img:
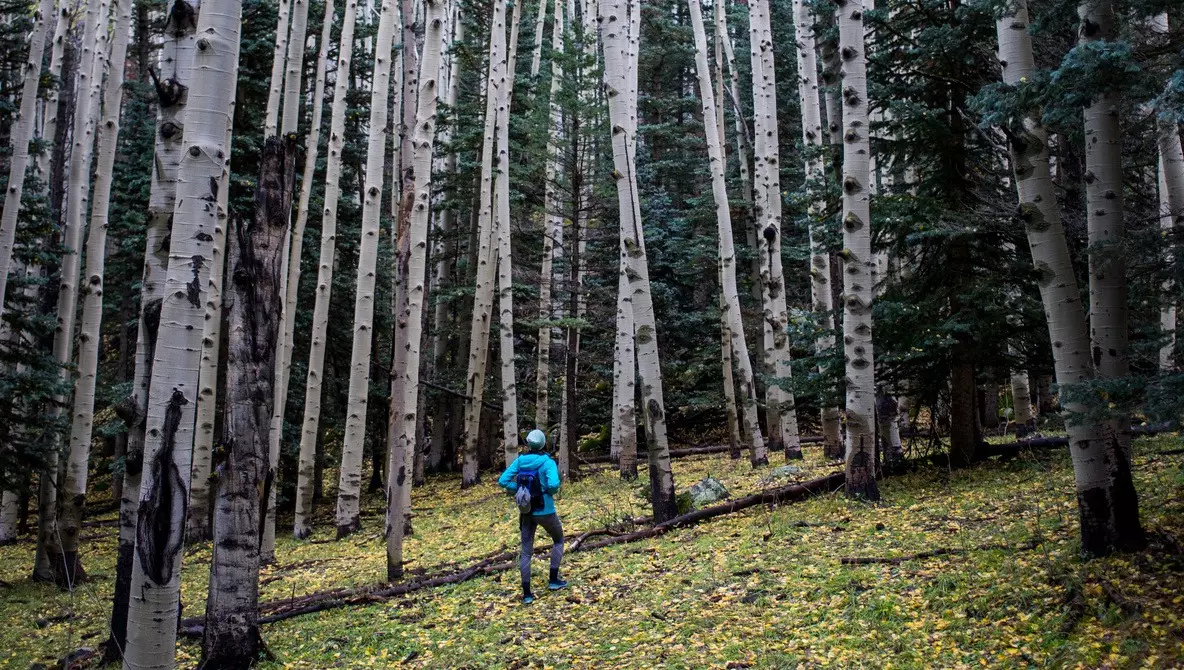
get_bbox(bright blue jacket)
[498,453,561,516]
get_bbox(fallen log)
[177,471,845,637]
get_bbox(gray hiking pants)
[519,513,564,584]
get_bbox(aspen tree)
[428,0,462,473]
[335,0,399,535]
[748,0,799,462]
[264,0,292,137]
[792,0,841,459]
[1078,0,1129,454]
[294,0,357,538]
[460,0,508,487]
[601,0,677,520]
[105,0,200,655]
[495,0,524,468]
[57,0,133,585]
[200,137,294,669]
[530,0,547,79]
[1155,14,1182,370]
[535,0,564,430]
[836,0,878,499]
[34,0,110,583]
[687,0,764,461]
[122,0,242,660]
[0,0,57,318]
[994,0,1143,555]
[386,0,446,579]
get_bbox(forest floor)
[2,435,1183,669]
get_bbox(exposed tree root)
[176,472,845,637]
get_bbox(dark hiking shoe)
[522,593,535,605]
[547,579,568,591]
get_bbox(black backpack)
[515,462,546,514]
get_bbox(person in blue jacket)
[498,429,567,604]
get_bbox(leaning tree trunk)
[748,0,800,462]
[529,0,547,79]
[0,0,56,319]
[386,0,445,581]
[200,136,294,669]
[34,0,109,584]
[792,0,842,460]
[535,0,563,430]
[836,0,878,500]
[460,0,507,488]
[994,0,1143,556]
[601,0,677,521]
[687,0,765,461]
[121,0,242,664]
[104,0,199,657]
[334,0,399,536]
[1078,0,1130,457]
[57,0,133,586]
[294,0,355,539]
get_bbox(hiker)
[498,429,567,604]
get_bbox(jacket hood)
[515,453,551,469]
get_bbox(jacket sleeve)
[542,457,561,494]
[498,459,519,491]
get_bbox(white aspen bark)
[1078,0,1129,453]
[123,0,242,662]
[601,0,677,520]
[714,0,757,299]
[1159,150,1180,370]
[427,0,461,473]
[612,268,638,477]
[107,0,199,654]
[334,0,398,536]
[836,0,877,498]
[1009,357,1035,432]
[34,0,73,185]
[0,0,56,319]
[460,0,507,488]
[995,1,1142,555]
[294,0,355,539]
[688,0,764,460]
[201,136,293,668]
[530,0,547,79]
[0,490,18,543]
[58,0,133,582]
[496,0,522,467]
[34,0,109,583]
[535,0,564,430]
[793,0,841,460]
[264,0,292,137]
[386,0,444,580]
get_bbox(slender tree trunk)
[1009,356,1035,436]
[294,0,355,539]
[264,0,292,137]
[713,0,758,304]
[495,0,522,468]
[601,0,677,521]
[460,0,507,488]
[335,0,398,536]
[1078,0,1130,458]
[1154,17,1182,371]
[530,0,547,79]
[688,0,764,462]
[748,0,799,461]
[105,0,196,652]
[34,0,109,583]
[201,136,294,669]
[791,0,841,460]
[995,2,1143,556]
[57,0,133,586]
[535,0,563,430]
[387,0,445,579]
[836,0,877,499]
[0,0,56,318]
[0,490,19,543]
[613,268,638,479]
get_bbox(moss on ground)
[2,436,1182,668]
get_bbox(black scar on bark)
[258,464,274,551]
[163,0,196,35]
[135,389,190,586]
[187,254,205,307]
[148,68,187,109]
[142,298,163,362]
